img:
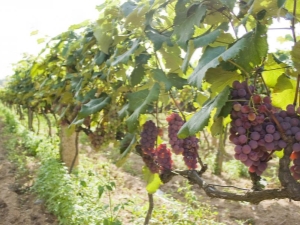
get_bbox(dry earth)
[0,122,57,225]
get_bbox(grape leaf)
[142,167,163,194]
[152,69,172,91]
[116,134,137,167]
[145,27,173,51]
[205,67,241,96]
[111,39,140,66]
[234,23,268,73]
[93,21,114,54]
[178,86,230,138]
[173,3,207,48]
[130,65,145,86]
[262,54,286,88]
[188,31,252,88]
[272,75,296,108]
[126,83,160,132]
[291,41,300,73]
[78,94,111,118]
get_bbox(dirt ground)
[0,123,57,225]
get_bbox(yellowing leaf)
[272,75,296,108]
[142,167,162,194]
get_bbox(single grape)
[252,94,261,104]
[238,89,247,97]
[292,143,300,152]
[241,105,250,113]
[263,96,271,104]
[264,134,274,143]
[242,145,251,154]
[233,103,242,111]
[249,140,258,149]
[248,112,256,121]
[266,124,275,134]
[295,132,300,141]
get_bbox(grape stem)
[259,73,270,96]
[228,59,249,77]
[293,74,300,106]
[168,91,187,122]
[291,0,297,44]
[144,193,154,225]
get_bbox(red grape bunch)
[140,120,158,155]
[155,144,173,172]
[182,136,199,169]
[166,113,185,154]
[166,113,199,170]
[229,80,285,176]
[140,121,173,173]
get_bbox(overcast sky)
[0,0,102,79]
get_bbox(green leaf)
[98,186,105,198]
[145,27,173,51]
[152,69,172,91]
[189,30,260,88]
[78,95,111,118]
[173,3,207,48]
[277,0,286,8]
[142,167,162,194]
[182,40,195,73]
[116,134,136,167]
[193,27,223,49]
[291,41,300,73]
[111,39,140,66]
[68,20,90,30]
[210,117,224,136]
[168,73,187,89]
[262,54,287,88]
[272,75,296,109]
[205,67,242,96]
[94,51,108,65]
[94,21,114,54]
[178,86,230,138]
[126,83,160,132]
[275,149,284,158]
[130,65,145,86]
[188,46,226,88]
[220,0,236,10]
[235,23,268,72]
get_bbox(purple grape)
[234,145,242,154]
[237,126,246,135]
[238,135,248,144]
[239,153,248,161]
[292,143,300,152]
[266,124,275,134]
[238,89,247,97]
[265,142,275,151]
[250,132,260,141]
[264,134,274,143]
[249,140,258,149]
[295,132,300,141]
[242,145,251,154]
[273,132,281,140]
[278,140,287,148]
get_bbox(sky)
[0,1,297,80]
[0,0,102,79]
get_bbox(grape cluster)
[182,136,199,169]
[156,144,173,172]
[140,120,158,154]
[167,113,199,169]
[230,81,300,179]
[88,127,105,151]
[166,113,185,154]
[140,121,173,173]
[142,153,160,173]
[230,81,282,176]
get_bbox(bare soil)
[0,122,57,225]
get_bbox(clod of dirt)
[0,199,7,208]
